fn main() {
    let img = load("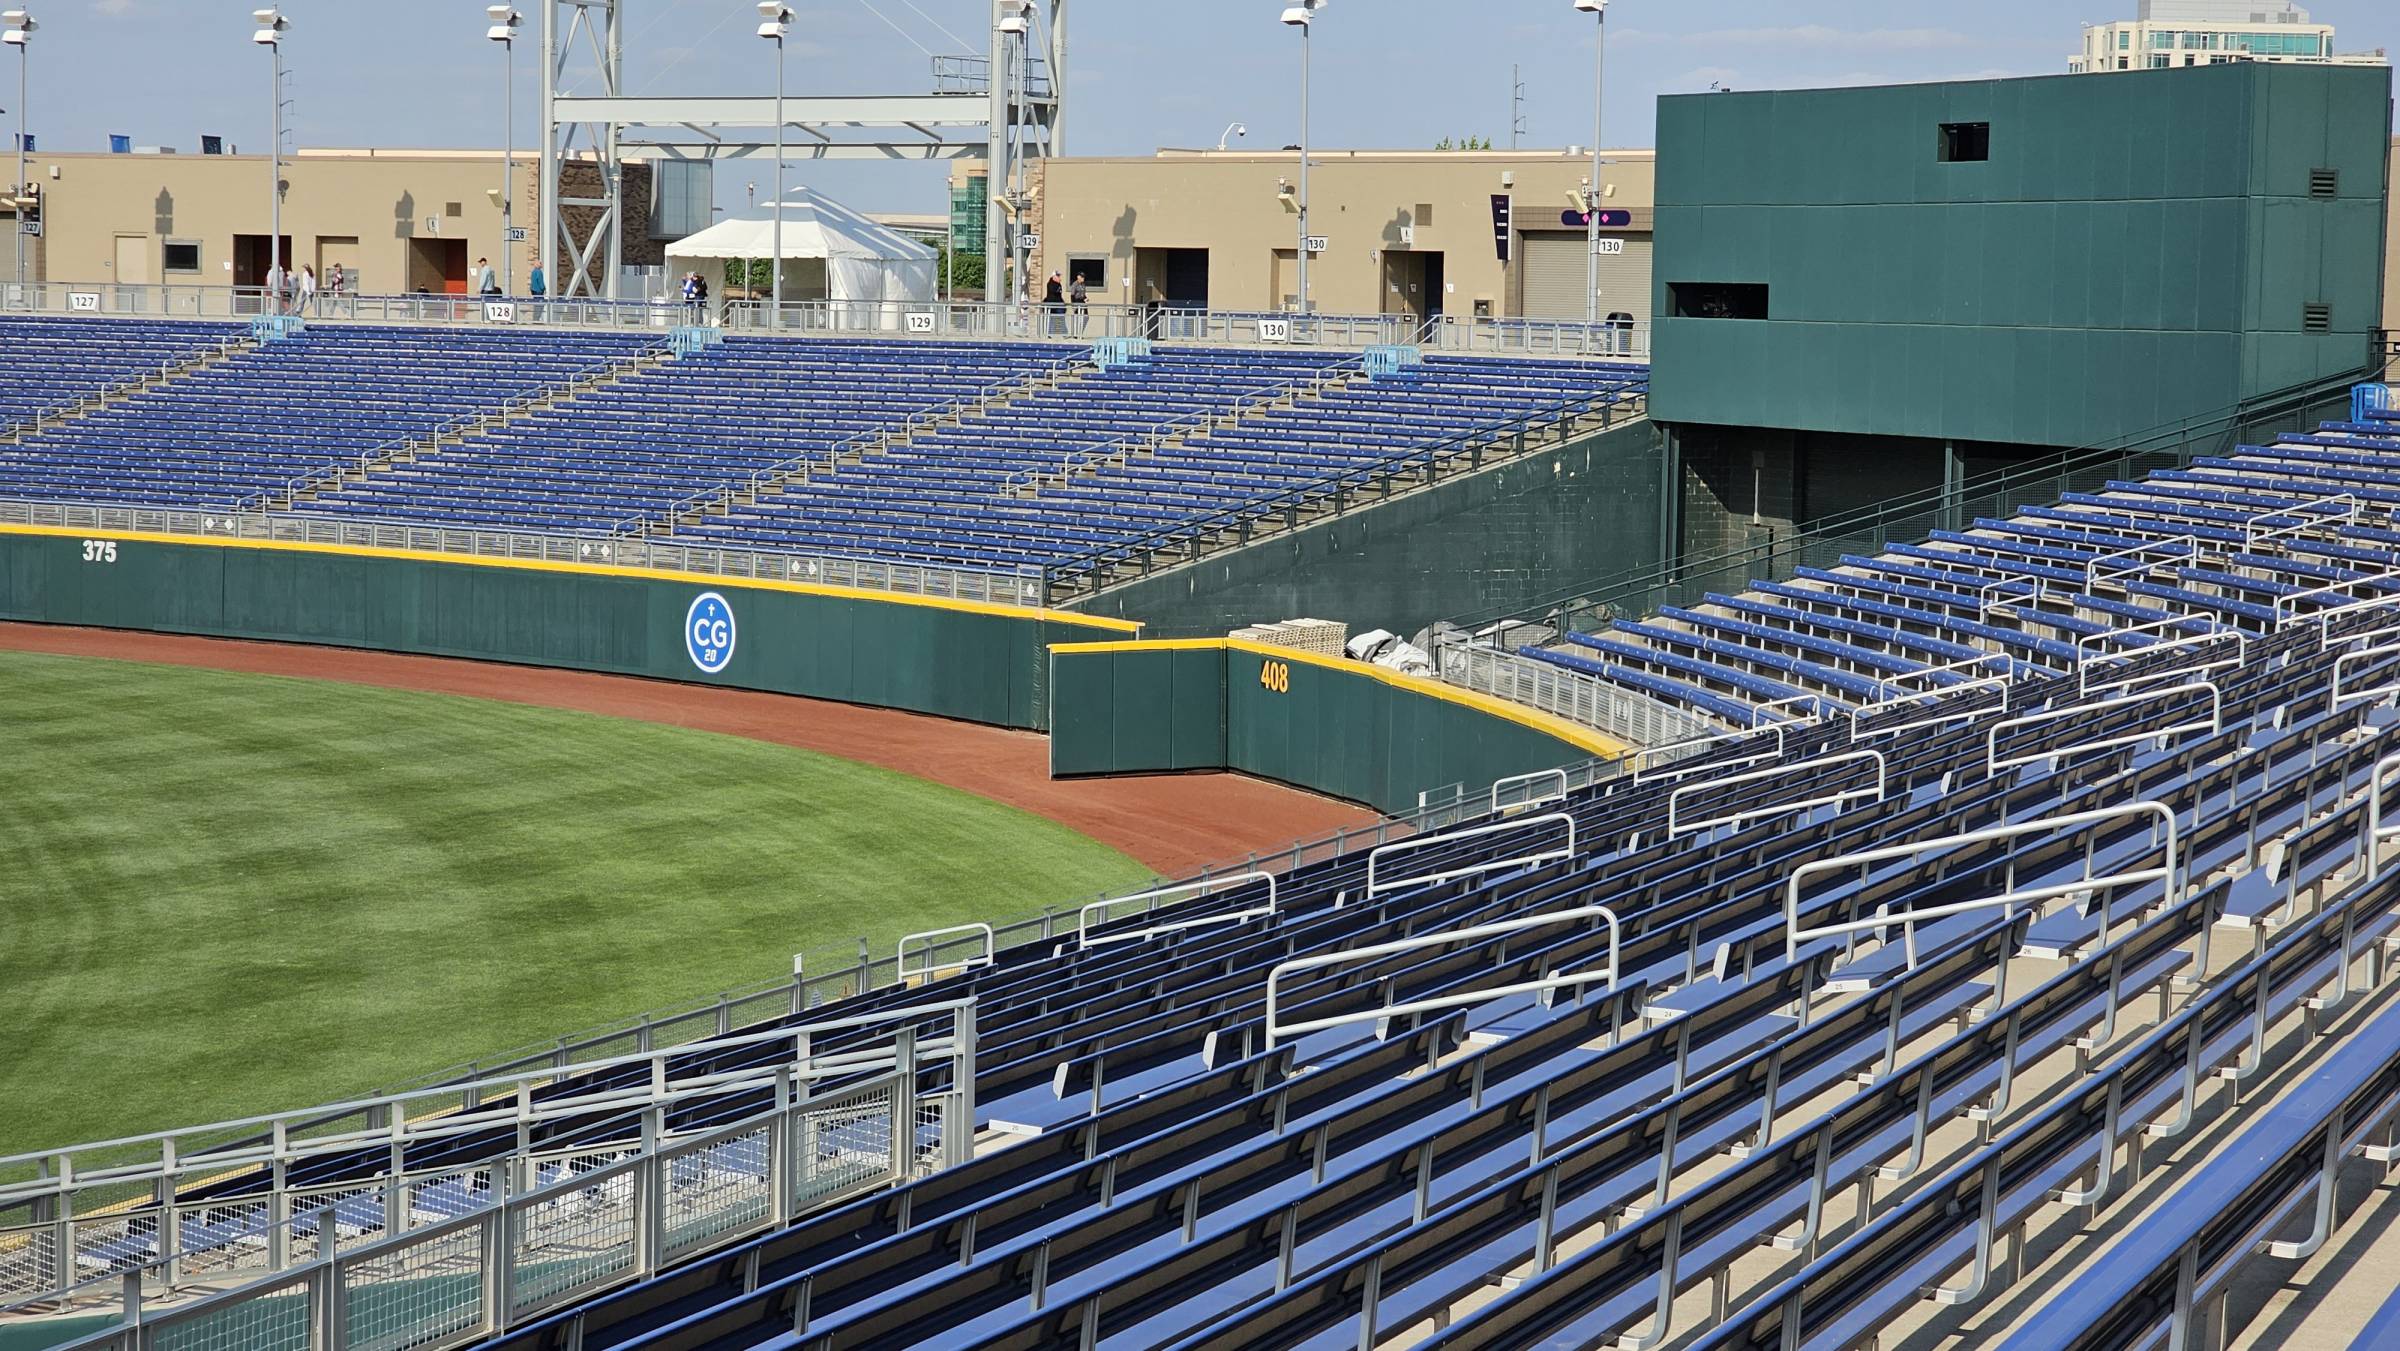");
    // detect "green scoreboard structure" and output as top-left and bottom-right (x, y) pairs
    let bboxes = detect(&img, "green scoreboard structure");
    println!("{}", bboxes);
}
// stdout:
(1648, 62), (2393, 560)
